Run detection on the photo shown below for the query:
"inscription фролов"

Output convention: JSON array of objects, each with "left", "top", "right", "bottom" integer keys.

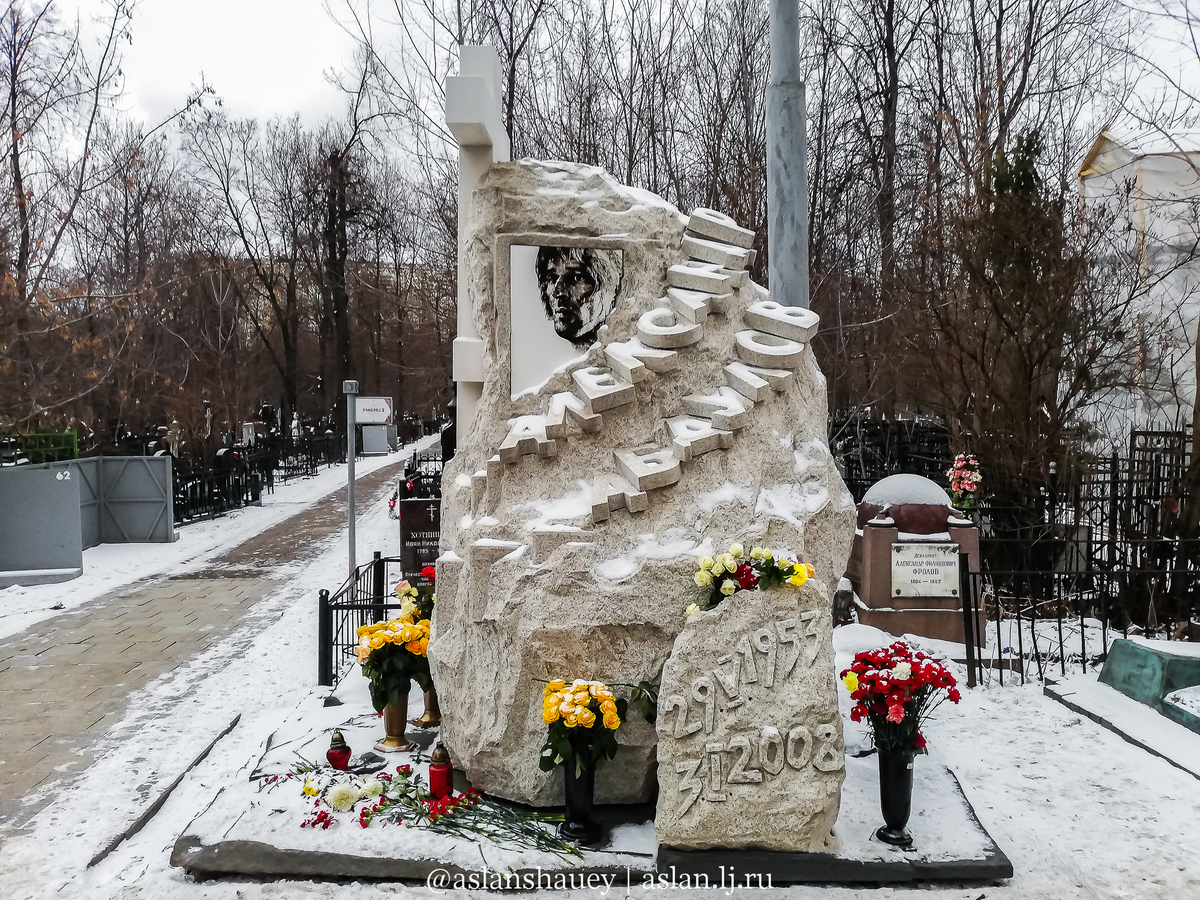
[{"left": 891, "top": 542, "right": 960, "bottom": 598}]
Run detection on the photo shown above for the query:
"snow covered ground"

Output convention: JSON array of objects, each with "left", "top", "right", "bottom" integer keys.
[{"left": 1, "top": 451, "right": 1200, "bottom": 898}]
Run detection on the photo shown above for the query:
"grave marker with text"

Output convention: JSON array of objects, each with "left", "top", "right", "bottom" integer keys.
[{"left": 655, "top": 582, "right": 844, "bottom": 851}]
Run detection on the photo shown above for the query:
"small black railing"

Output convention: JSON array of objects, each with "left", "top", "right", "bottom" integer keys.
[
  {"left": 173, "top": 467, "right": 262, "bottom": 524},
  {"left": 955, "top": 559, "right": 1200, "bottom": 688},
  {"left": 247, "top": 434, "right": 345, "bottom": 489},
  {"left": 318, "top": 553, "right": 409, "bottom": 687}
]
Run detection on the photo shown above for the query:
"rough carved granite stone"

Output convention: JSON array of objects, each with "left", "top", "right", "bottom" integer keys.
[
  {"left": 655, "top": 583, "right": 845, "bottom": 851},
  {"left": 429, "top": 160, "right": 853, "bottom": 808}
]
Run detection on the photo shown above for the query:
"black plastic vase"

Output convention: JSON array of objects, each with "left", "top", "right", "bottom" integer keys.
[
  {"left": 559, "top": 760, "right": 601, "bottom": 845},
  {"left": 875, "top": 749, "right": 915, "bottom": 848}
]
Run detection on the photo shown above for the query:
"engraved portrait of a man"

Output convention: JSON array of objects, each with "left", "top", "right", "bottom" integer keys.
[{"left": 535, "top": 246, "right": 623, "bottom": 347}]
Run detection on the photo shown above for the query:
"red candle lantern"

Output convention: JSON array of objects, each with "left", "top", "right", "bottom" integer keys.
[
  {"left": 326, "top": 731, "right": 352, "bottom": 770},
  {"left": 429, "top": 741, "right": 453, "bottom": 799}
]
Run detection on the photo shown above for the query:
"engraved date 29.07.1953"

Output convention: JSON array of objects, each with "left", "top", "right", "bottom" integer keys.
[{"left": 661, "top": 613, "right": 844, "bottom": 817}]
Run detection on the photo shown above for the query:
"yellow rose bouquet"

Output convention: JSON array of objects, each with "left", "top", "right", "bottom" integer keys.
[
  {"left": 690, "top": 543, "right": 815, "bottom": 613},
  {"left": 538, "top": 679, "right": 628, "bottom": 777},
  {"left": 355, "top": 579, "right": 435, "bottom": 713}
]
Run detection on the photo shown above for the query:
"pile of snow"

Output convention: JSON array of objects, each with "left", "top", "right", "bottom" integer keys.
[{"left": 862, "top": 473, "right": 952, "bottom": 507}]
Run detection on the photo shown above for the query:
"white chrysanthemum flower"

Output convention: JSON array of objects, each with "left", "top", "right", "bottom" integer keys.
[
  {"left": 363, "top": 780, "right": 384, "bottom": 798},
  {"left": 326, "top": 783, "right": 363, "bottom": 811}
]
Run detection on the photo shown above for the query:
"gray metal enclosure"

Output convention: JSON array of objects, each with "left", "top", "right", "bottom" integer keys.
[
  {"left": 44, "top": 456, "right": 176, "bottom": 548},
  {"left": 0, "top": 466, "right": 83, "bottom": 586},
  {"left": 0, "top": 456, "right": 176, "bottom": 587}
]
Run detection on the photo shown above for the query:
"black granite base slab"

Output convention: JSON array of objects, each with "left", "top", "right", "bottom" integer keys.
[
  {"left": 655, "top": 840, "right": 1013, "bottom": 886},
  {"left": 657, "top": 764, "right": 1013, "bottom": 886},
  {"left": 171, "top": 836, "right": 641, "bottom": 885},
  {"left": 173, "top": 680, "right": 1012, "bottom": 886}
]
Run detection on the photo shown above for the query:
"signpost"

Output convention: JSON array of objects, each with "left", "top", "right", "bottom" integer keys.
[
  {"left": 891, "top": 542, "right": 960, "bottom": 598},
  {"left": 344, "top": 380, "right": 359, "bottom": 576}
]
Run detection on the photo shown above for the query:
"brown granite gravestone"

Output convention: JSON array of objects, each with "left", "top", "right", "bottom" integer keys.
[{"left": 846, "top": 474, "right": 980, "bottom": 643}]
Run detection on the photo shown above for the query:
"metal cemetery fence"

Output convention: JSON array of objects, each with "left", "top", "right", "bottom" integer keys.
[
  {"left": 247, "top": 434, "right": 344, "bottom": 488},
  {"left": 835, "top": 422, "right": 1200, "bottom": 684},
  {"left": 173, "top": 434, "right": 344, "bottom": 524},
  {"left": 173, "top": 465, "right": 262, "bottom": 524},
  {"left": 956, "top": 544, "right": 1200, "bottom": 687},
  {"left": 318, "top": 553, "right": 408, "bottom": 687},
  {"left": 398, "top": 450, "right": 444, "bottom": 499},
  {"left": 832, "top": 415, "right": 951, "bottom": 502}
]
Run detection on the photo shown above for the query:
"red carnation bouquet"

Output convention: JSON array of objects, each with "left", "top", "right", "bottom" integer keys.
[{"left": 840, "top": 641, "right": 961, "bottom": 753}]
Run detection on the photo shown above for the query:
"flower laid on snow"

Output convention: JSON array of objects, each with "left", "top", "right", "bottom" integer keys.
[
  {"left": 684, "top": 603, "right": 701, "bottom": 617},
  {"left": 326, "top": 782, "right": 364, "bottom": 812},
  {"left": 301, "top": 808, "right": 337, "bottom": 829},
  {"left": 274, "top": 760, "right": 578, "bottom": 853},
  {"left": 540, "top": 678, "right": 628, "bottom": 777},
  {"left": 840, "top": 641, "right": 961, "bottom": 753},
  {"left": 363, "top": 780, "right": 384, "bottom": 798},
  {"left": 688, "top": 543, "right": 815, "bottom": 613}
]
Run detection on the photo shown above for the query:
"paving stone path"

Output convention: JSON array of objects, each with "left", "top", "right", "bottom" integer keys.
[{"left": 0, "top": 458, "right": 405, "bottom": 831}]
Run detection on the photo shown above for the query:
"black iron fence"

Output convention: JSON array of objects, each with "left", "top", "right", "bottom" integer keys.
[
  {"left": 173, "top": 466, "right": 263, "bottom": 524},
  {"left": 318, "top": 553, "right": 409, "bottom": 687},
  {"left": 833, "top": 415, "right": 951, "bottom": 502},
  {"left": 837, "top": 422, "right": 1200, "bottom": 635},
  {"left": 172, "top": 434, "right": 345, "bottom": 525},
  {"left": 957, "top": 548, "right": 1200, "bottom": 687},
  {"left": 246, "top": 434, "right": 344, "bottom": 489}
]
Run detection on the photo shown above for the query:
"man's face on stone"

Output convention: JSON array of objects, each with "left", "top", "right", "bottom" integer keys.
[{"left": 540, "top": 253, "right": 597, "bottom": 340}]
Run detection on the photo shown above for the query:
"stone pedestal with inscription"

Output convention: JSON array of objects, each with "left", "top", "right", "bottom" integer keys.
[
  {"left": 846, "top": 474, "right": 980, "bottom": 644},
  {"left": 654, "top": 583, "right": 844, "bottom": 851},
  {"left": 429, "top": 160, "right": 854, "bottom": 807}
]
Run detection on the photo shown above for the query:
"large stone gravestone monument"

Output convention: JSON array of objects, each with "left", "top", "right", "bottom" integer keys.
[{"left": 430, "top": 160, "right": 854, "bottom": 808}]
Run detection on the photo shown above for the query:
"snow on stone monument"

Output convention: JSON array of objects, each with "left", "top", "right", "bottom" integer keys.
[{"left": 429, "top": 159, "right": 854, "bottom": 818}]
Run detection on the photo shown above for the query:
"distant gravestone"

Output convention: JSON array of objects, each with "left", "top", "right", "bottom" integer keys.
[
  {"left": 400, "top": 497, "right": 440, "bottom": 589},
  {"left": 848, "top": 473, "right": 980, "bottom": 643},
  {"left": 655, "top": 583, "right": 844, "bottom": 851}
]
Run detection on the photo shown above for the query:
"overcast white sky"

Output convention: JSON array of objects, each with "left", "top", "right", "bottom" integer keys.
[
  {"left": 74, "top": 0, "right": 358, "bottom": 126},
  {"left": 72, "top": 0, "right": 1198, "bottom": 141}
]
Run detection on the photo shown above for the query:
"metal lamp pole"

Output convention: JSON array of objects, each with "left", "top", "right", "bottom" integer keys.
[{"left": 344, "top": 380, "right": 359, "bottom": 576}]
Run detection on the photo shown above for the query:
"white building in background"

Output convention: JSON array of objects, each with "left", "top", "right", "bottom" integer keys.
[{"left": 1079, "top": 128, "right": 1200, "bottom": 445}]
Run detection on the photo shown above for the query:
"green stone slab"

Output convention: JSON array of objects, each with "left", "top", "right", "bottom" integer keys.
[
  {"left": 1161, "top": 696, "right": 1200, "bottom": 735},
  {"left": 1098, "top": 639, "right": 1200, "bottom": 734}
]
